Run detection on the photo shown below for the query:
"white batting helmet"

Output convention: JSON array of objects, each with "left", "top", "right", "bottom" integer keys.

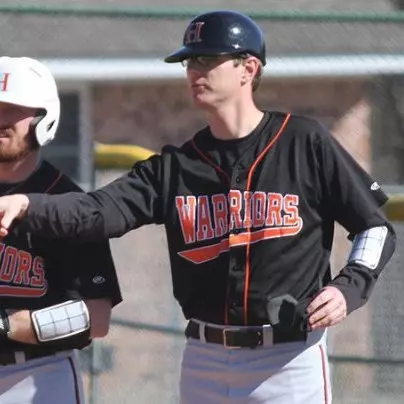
[{"left": 0, "top": 56, "right": 60, "bottom": 146}]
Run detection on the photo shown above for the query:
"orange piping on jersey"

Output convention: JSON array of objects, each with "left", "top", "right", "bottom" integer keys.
[
  {"left": 243, "top": 113, "right": 291, "bottom": 325},
  {"left": 191, "top": 139, "right": 230, "bottom": 185},
  {"left": 44, "top": 171, "right": 63, "bottom": 193},
  {"left": 319, "top": 343, "right": 330, "bottom": 404},
  {"left": 68, "top": 356, "right": 82, "bottom": 404}
]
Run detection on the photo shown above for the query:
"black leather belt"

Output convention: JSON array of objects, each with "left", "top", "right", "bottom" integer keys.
[
  {"left": 185, "top": 319, "right": 307, "bottom": 349},
  {"left": 0, "top": 350, "right": 57, "bottom": 366}
]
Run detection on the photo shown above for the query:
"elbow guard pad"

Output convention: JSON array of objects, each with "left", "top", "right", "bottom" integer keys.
[
  {"left": 348, "top": 225, "right": 395, "bottom": 276},
  {"left": 31, "top": 300, "right": 90, "bottom": 343}
]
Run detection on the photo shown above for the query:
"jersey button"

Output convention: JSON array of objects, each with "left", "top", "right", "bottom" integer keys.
[
  {"left": 231, "top": 300, "right": 240, "bottom": 308},
  {"left": 235, "top": 177, "right": 241, "bottom": 183}
]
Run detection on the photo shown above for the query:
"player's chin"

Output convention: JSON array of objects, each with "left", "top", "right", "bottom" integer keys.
[
  {"left": 0, "top": 148, "right": 17, "bottom": 162},
  {"left": 0, "top": 146, "right": 31, "bottom": 162},
  {"left": 191, "top": 93, "right": 215, "bottom": 108}
]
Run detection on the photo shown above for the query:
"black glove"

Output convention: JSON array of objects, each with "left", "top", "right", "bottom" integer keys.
[{"left": 266, "top": 294, "right": 311, "bottom": 343}]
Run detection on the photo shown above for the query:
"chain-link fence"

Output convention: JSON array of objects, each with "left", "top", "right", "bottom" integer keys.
[{"left": 3, "top": 2, "right": 404, "bottom": 59}]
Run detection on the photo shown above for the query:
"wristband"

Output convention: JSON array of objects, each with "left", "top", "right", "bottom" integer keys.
[{"left": 0, "top": 308, "right": 10, "bottom": 339}]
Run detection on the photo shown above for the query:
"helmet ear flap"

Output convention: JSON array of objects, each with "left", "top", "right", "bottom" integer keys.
[
  {"left": 32, "top": 100, "right": 60, "bottom": 147},
  {"left": 28, "top": 110, "right": 46, "bottom": 146}
]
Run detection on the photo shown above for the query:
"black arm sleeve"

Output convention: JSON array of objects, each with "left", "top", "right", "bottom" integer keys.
[
  {"left": 33, "top": 328, "right": 92, "bottom": 350},
  {"left": 330, "top": 223, "right": 396, "bottom": 314},
  {"left": 19, "top": 155, "right": 164, "bottom": 241}
]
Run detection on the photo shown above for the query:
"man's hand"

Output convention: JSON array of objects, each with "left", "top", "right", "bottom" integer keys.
[
  {"left": 7, "top": 309, "right": 38, "bottom": 344},
  {"left": 0, "top": 194, "right": 30, "bottom": 238},
  {"left": 307, "top": 286, "right": 347, "bottom": 330}
]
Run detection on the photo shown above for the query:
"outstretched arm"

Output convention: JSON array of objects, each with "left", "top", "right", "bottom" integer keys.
[
  {"left": 0, "top": 191, "right": 125, "bottom": 241},
  {"left": 0, "top": 156, "right": 164, "bottom": 241}
]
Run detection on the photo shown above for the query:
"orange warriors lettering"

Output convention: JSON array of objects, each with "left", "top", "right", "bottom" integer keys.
[
  {"left": 184, "top": 22, "right": 205, "bottom": 44},
  {"left": 176, "top": 191, "right": 303, "bottom": 264},
  {"left": 252, "top": 192, "right": 266, "bottom": 227},
  {"left": 31, "top": 257, "right": 46, "bottom": 288},
  {"left": 14, "top": 250, "right": 32, "bottom": 285},
  {"left": 196, "top": 196, "right": 214, "bottom": 241},
  {"left": 229, "top": 190, "right": 243, "bottom": 230},
  {"left": 0, "top": 245, "right": 17, "bottom": 282},
  {"left": 176, "top": 196, "right": 197, "bottom": 244},
  {"left": 0, "top": 72, "right": 10, "bottom": 92},
  {"left": 265, "top": 193, "right": 283, "bottom": 226},
  {"left": 212, "top": 194, "right": 228, "bottom": 237},
  {"left": 283, "top": 194, "right": 302, "bottom": 227},
  {"left": 0, "top": 242, "right": 47, "bottom": 297},
  {"left": 243, "top": 191, "right": 253, "bottom": 228}
]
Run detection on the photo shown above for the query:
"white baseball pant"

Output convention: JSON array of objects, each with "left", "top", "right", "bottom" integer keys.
[
  {"left": 0, "top": 350, "right": 85, "bottom": 404},
  {"left": 180, "top": 323, "right": 331, "bottom": 404}
]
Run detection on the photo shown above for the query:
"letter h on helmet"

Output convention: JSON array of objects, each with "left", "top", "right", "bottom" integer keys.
[{"left": 165, "top": 10, "right": 267, "bottom": 66}]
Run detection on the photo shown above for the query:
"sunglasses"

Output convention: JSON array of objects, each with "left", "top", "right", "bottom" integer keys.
[{"left": 181, "top": 54, "right": 249, "bottom": 69}]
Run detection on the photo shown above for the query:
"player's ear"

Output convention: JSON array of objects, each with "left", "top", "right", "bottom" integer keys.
[{"left": 240, "top": 57, "right": 259, "bottom": 87}]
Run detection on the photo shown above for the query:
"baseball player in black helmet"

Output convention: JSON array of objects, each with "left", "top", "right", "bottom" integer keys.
[
  {"left": 0, "top": 11, "right": 396, "bottom": 404},
  {"left": 165, "top": 10, "right": 266, "bottom": 94},
  {"left": 164, "top": 10, "right": 266, "bottom": 65},
  {"left": 0, "top": 56, "right": 122, "bottom": 404}
]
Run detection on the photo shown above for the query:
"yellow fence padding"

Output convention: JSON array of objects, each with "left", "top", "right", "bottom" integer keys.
[
  {"left": 94, "top": 142, "right": 156, "bottom": 170},
  {"left": 383, "top": 194, "right": 404, "bottom": 222}
]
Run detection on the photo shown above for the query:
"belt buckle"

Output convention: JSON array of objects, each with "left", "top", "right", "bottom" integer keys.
[
  {"left": 222, "top": 328, "right": 242, "bottom": 349},
  {"left": 0, "top": 351, "right": 26, "bottom": 366}
]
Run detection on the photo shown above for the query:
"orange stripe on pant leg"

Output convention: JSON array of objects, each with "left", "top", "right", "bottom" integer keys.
[
  {"left": 320, "top": 344, "right": 330, "bottom": 404},
  {"left": 68, "top": 356, "right": 82, "bottom": 404}
]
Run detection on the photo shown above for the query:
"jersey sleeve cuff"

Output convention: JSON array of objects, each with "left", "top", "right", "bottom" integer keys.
[{"left": 329, "top": 265, "right": 378, "bottom": 314}]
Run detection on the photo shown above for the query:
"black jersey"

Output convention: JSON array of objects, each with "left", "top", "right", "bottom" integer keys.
[
  {"left": 1, "top": 160, "right": 122, "bottom": 352},
  {"left": 22, "top": 112, "right": 391, "bottom": 326}
]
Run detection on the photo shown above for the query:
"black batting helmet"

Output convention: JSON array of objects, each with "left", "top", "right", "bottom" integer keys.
[{"left": 164, "top": 10, "right": 266, "bottom": 65}]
